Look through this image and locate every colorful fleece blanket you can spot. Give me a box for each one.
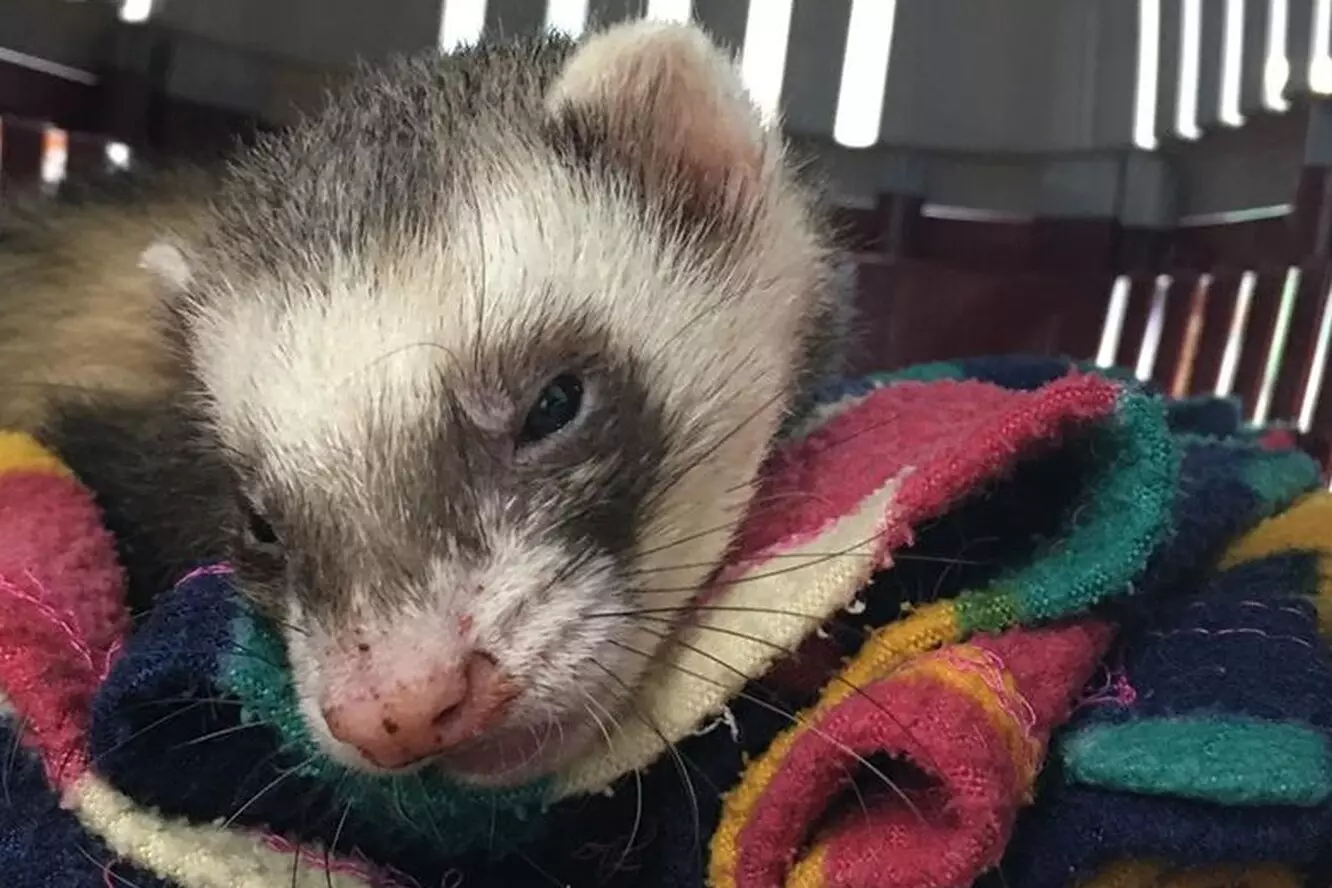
[0,356,1329,888]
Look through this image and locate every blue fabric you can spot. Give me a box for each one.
[0,719,174,888]
[1091,554,1332,729]
[1165,395,1245,437]
[90,571,470,882]
[1002,551,1332,886]
[1002,786,1332,888]
[1127,437,1315,601]
[92,568,792,887]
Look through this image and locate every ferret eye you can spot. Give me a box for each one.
[520,374,584,445]
[242,502,280,547]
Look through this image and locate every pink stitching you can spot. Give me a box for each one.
[1075,664,1137,710]
[0,571,95,674]
[934,646,1038,740]
[174,562,234,589]
[97,636,124,686]
[259,832,416,887]
[1147,627,1314,648]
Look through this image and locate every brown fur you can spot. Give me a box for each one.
[0,173,209,432]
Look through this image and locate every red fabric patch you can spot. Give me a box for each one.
[709,372,1121,599]
[1259,428,1298,452]
[0,471,127,786]
[732,621,1113,888]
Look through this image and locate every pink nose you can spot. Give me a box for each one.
[322,651,516,770]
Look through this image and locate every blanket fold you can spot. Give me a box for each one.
[709,619,1112,888]
[92,364,1174,881]
[1000,494,1332,888]
[1,356,1329,888]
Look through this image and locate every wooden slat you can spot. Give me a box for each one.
[1299,275,1332,435]
[1270,262,1332,423]
[1163,272,1211,396]
[1112,274,1157,371]
[1138,272,1191,388]
[1183,270,1242,395]
[1233,267,1288,418]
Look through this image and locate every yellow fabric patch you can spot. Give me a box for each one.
[0,432,72,479]
[1219,490,1332,638]
[709,600,963,888]
[786,841,829,888]
[837,600,962,695]
[892,644,1041,793]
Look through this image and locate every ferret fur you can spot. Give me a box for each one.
[0,20,852,782]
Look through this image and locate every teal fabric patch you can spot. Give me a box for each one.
[956,389,1178,634]
[864,362,967,385]
[1242,445,1324,510]
[220,602,551,857]
[1063,717,1332,807]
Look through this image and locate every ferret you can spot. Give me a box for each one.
[0,20,849,786]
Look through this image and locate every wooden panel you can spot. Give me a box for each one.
[914,217,1035,271]
[1032,217,1119,272]
[0,117,44,195]
[848,257,1113,374]
[0,61,98,131]
[1171,215,1299,269]
[65,129,108,182]
[1291,165,1332,258]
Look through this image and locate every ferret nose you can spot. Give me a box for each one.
[322,650,515,770]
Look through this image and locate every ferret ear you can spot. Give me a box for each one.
[139,240,193,292]
[545,20,766,195]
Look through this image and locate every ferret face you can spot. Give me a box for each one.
[169,22,833,785]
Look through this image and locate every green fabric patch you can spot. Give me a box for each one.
[864,362,966,386]
[1241,445,1324,510]
[956,389,1178,634]
[221,603,551,858]
[1063,717,1332,807]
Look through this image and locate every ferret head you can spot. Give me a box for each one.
[157,21,835,785]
